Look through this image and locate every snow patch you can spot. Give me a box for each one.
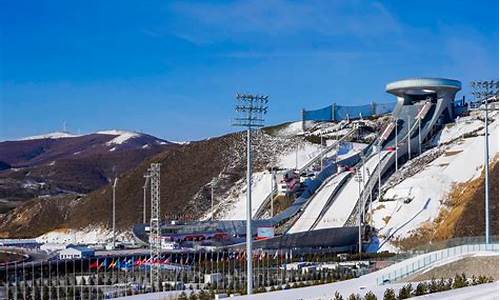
[216,171,273,220]
[97,130,141,145]
[374,114,499,250]
[20,131,80,141]
[36,227,133,245]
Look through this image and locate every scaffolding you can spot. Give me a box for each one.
[148,163,161,289]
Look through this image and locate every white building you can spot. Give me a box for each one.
[58,246,95,260]
[40,243,68,253]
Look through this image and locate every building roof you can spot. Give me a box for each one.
[386,78,461,97]
[62,246,94,253]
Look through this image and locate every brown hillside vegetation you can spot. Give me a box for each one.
[0,130,302,237]
[395,158,499,250]
[0,195,77,237]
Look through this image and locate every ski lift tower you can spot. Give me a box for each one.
[148,163,161,289]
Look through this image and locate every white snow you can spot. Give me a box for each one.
[373,114,499,251]
[216,171,273,220]
[273,121,306,137]
[96,130,141,145]
[433,112,486,145]
[36,226,134,245]
[109,147,117,152]
[225,250,497,300]
[19,131,80,141]
[314,152,387,230]
[288,172,351,234]
[276,142,324,170]
[141,144,151,149]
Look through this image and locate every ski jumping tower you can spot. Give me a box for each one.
[149,163,161,288]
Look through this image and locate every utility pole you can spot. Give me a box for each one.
[233,93,269,295]
[143,173,150,224]
[471,80,499,244]
[112,177,118,249]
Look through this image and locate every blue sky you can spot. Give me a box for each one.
[0,0,498,141]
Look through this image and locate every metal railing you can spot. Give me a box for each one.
[376,242,499,285]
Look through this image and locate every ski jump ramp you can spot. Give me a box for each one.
[302,78,462,232]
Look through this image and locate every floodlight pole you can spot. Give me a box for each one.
[418,117,422,155]
[143,173,150,224]
[355,168,363,255]
[320,131,324,170]
[211,177,217,221]
[233,93,269,295]
[377,143,381,202]
[112,177,118,249]
[484,100,490,244]
[407,115,411,160]
[270,169,276,218]
[394,118,399,172]
[471,80,499,245]
[245,127,253,292]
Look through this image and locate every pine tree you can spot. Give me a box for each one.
[333,291,344,300]
[414,281,427,296]
[382,288,396,300]
[364,291,377,300]
[347,293,362,300]
[398,284,412,299]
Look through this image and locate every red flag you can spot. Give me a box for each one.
[386,146,395,152]
[89,259,100,269]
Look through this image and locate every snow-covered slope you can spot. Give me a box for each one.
[373,111,499,251]
[211,139,324,220]
[213,171,273,220]
[314,152,386,230]
[288,171,351,233]
[20,131,81,140]
[36,226,133,245]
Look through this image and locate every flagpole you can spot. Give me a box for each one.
[56,260,59,300]
[40,261,43,300]
[80,258,82,300]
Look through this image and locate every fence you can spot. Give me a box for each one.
[303,102,395,122]
[376,242,499,285]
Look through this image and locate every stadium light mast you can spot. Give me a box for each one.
[394,118,399,172]
[143,173,150,224]
[210,177,218,221]
[233,93,269,295]
[471,80,499,244]
[112,177,118,249]
[354,167,363,255]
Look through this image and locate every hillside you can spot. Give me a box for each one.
[0,130,174,208]
[0,127,321,237]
